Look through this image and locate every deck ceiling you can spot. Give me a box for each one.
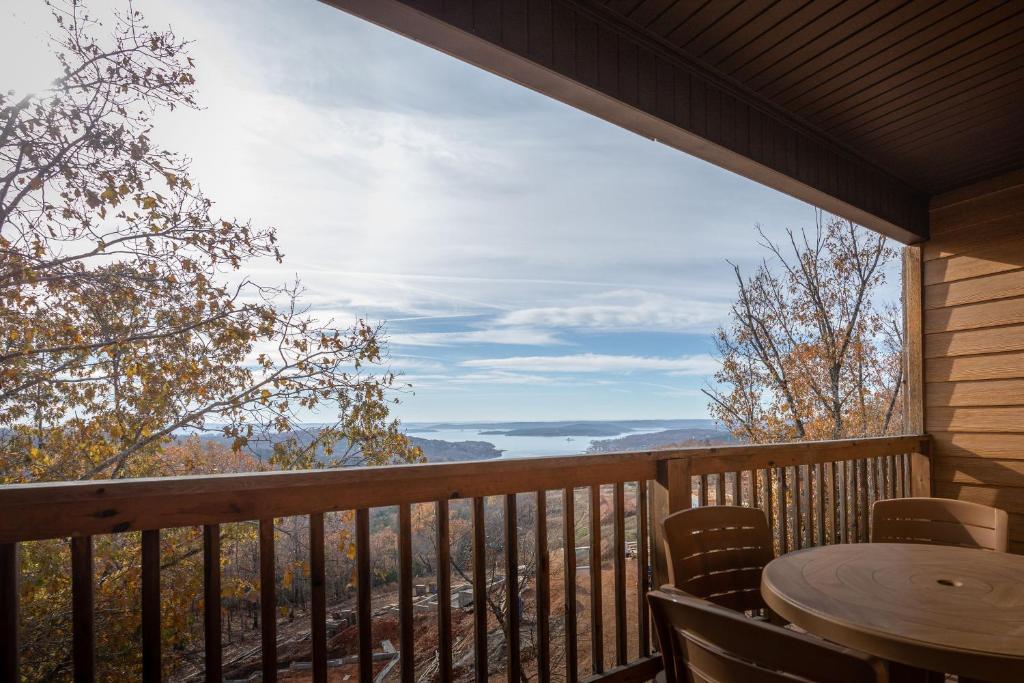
[603,0,1024,198]
[328,0,1024,243]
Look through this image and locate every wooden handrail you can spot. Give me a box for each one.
[0,435,926,544]
[0,434,929,682]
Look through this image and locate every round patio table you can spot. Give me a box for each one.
[760,543,1024,682]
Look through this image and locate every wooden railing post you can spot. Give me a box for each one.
[911,439,933,497]
[651,458,691,591]
[71,536,95,682]
[903,245,930,498]
[141,530,161,683]
[436,500,453,683]
[1,543,17,682]
[203,524,222,682]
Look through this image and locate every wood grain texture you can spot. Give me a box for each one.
[761,544,1024,681]
[935,481,1024,516]
[923,174,1024,555]
[925,296,1024,334]
[923,214,1023,261]
[925,269,1024,309]
[925,324,1024,358]
[925,378,1024,407]
[927,406,1024,433]
[929,186,1024,237]
[930,169,1024,211]
[935,456,1024,487]
[923,238,1024,285]
[904,245,925,436]
[925,350,1024,383]
[651,458,691,593]
[909,452,932,499]
[931,432,1024,460]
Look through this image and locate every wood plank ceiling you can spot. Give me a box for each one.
[601,0,1024,196]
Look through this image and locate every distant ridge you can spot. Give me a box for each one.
[407,418,720,437]
[182,419,729,464]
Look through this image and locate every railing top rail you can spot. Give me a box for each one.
[0,434,927,543]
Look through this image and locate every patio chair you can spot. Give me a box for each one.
[662,505,774,614]
[871,497,1008,552]
[648,589,889,683]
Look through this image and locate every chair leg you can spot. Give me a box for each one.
[888,663,946,682]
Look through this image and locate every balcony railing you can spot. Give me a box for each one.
[0,434,928,682]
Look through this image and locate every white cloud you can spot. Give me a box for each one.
[461,353,719,375]
[387,357,446,372]
[390,328,563,347]
[496,290,729,333]
[452,371,554,385]
[0,0,870,422]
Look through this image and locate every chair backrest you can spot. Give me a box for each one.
[648,589,888,683]
[870,497,1008,552]
[662,505,773,613]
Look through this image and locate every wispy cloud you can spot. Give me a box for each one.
[452,371,555,385]
[390,328,563,347]
[386,356,446,372]
[496,290,729,333]
[461,353,719,375]
[0,0,853,422]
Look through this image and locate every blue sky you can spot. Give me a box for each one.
[4,0,900,422]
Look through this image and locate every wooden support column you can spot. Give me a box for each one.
[650,458,690,591]
[903,245,931,497]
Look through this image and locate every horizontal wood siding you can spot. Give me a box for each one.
[925,170,1024,553]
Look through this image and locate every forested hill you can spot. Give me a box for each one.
[407,436,502,462]
[188,430,502,463]
[587,428,737,453]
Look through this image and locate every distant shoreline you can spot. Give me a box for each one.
[178,419,733,464]
[404,419,733,461]
[405,418,721,439]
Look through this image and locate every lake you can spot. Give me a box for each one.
[404,426,663,458]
